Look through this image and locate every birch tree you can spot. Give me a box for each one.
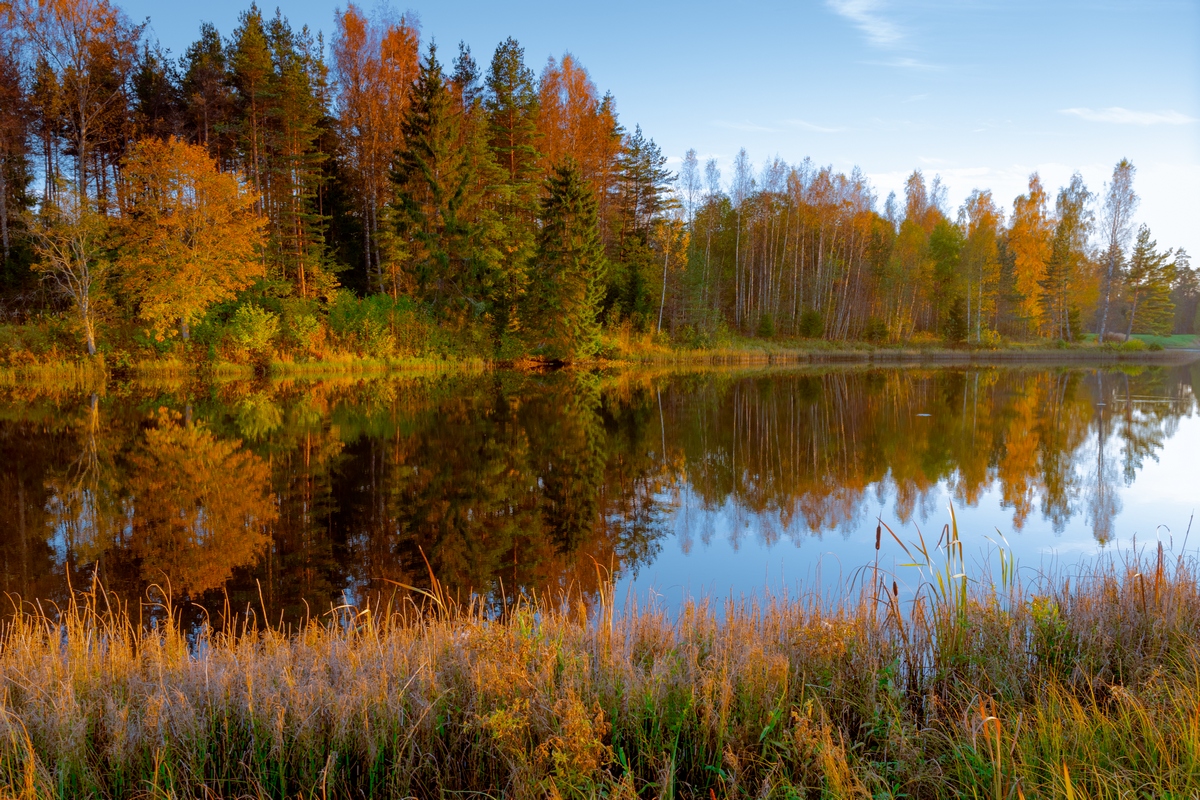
[1097,159,1138,340]
[28,186,110,355]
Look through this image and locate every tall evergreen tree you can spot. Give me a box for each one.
[610,125,672,323]
[1169,249,1197,335]
[0,44,32,273]
[484,37,541,334]
[180,23,235,165]
[391,44,500,321]
[1125,225,1175,336]
[526,160,606,361]
[132,43,183,141]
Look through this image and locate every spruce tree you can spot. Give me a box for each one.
[526,160,606,361]
[484,38,541,336]
[611,125,672,324]
[391,43,500,321]
[1126,225,1175,336]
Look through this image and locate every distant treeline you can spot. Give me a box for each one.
[0,0,1195,364]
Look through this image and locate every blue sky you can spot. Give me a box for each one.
[127,0,1200,258]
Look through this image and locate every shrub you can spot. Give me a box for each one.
[1148,341,1165,352]
[277,298,323,354]
[1119,338,1148,352]
[228,304,280,353]
[755,312,775,339]
[863,316,889,343]
[798,309,823,338]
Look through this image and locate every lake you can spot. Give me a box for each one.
[1,360,1197,626]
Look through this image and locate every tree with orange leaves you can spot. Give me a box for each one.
[332,4,420,295]
[537,54,622,230]
[117,137,265,340]
[1008,173,1052,337]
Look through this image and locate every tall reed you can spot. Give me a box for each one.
[1,528,1198,799]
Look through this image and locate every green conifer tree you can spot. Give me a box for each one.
[391,43,500,321]
[1125,225,1175,335]
[484,37,541,336]
[526,160,606,361]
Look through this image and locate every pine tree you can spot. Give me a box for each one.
[264,12,331,298]
[228,7,332,298]
[1170,250,1197,335]
[526,160,606,361]
[132,42,183,141]
[229,7,273,212]
[181,23,235,165]
[0,43,32,271]
[611,125,673,323]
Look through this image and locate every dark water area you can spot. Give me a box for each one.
[1,361,1198,627]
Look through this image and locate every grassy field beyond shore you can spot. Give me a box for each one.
[2,533,1198,800]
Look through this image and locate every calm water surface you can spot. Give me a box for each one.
[1,362,1197,625]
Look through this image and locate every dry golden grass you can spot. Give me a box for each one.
[1,532,1199,799]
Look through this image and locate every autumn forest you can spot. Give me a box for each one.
[0,0,1195,367]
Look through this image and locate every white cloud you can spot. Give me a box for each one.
[863,56,939,71]
[1060,107,1196,126]
[712,120,780,133]
[826,0,904,47]
[784,119,845,133]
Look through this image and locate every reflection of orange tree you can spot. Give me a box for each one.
[126,412,275,594]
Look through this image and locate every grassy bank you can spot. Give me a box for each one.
[2,528,1199,799]
[609,332,1200,366]
[1,335,1194,390]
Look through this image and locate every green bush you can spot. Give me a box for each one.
[326,291,440,359]
[864,316,889,343]
[1148,341,1165,352]
[228,305,280,352]
[755,312,775,339]
[277,298,322,353]
[798,309,823,338]
[1119,338,1148,352]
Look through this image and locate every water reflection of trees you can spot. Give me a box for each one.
[660,366,1194,547]
[0,364,1195,625]
[124,412,275,593]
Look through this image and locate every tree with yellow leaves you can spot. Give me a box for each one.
[117,137,266,340]
[959,189,1002,342]
[1008,173,1052,337]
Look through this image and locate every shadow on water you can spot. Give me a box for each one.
[0,361,1196,629]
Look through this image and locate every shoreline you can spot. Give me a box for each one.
[1,341,1196,386]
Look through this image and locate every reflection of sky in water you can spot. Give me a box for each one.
[618,405,1200,610]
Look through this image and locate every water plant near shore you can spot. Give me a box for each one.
[1,524,1199,799]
